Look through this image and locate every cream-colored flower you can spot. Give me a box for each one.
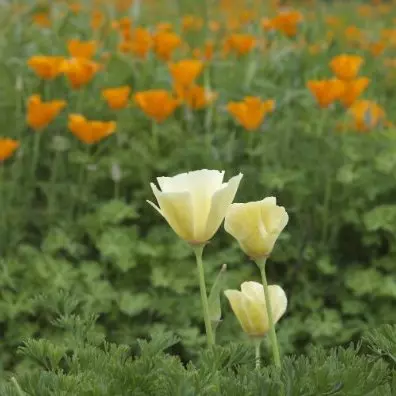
[224,197,288,259]
[148,169,243,244]
[224,281,287,337]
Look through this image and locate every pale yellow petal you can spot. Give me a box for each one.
[268,285,288,324]
[224,290,254,334]
[204,173,243,240]
[150,183,195,242]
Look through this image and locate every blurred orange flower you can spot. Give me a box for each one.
[134,90,180,123]
[339,77,370,108]
[227,97,275,131]
[32,11,51,27]
[180,85,218,110]
[68,114,116,144]
[67,39,97,59]
[307,79,345,108]
[182,15,203,31]
[367,40,386,57]
[192,41,214,61]
[61,58,101,89]
[152,31,182,61]
[169,59,203,87]
[28,56,65,80]
[271,10,303,37]
[224,33,256,56]
[344,26,364,46]
[91,9,105,30]
[0,139,19,162]
[27,95,66,130]
[69,3,83,14]
[127,27,152,59]
[330,54,364,81]
[349,100,385,132]
[102,86,131,109]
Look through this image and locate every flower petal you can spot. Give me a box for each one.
[150,183,195,242]
[204,173,243,240]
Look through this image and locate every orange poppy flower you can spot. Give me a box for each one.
[128,27,152,59]
[27,95,66,130]
[102,86,131,110]
[32,11,51,28]
[192,41,214,61]
[115,0,133,12]
[69,3,83,14]
[178,85,218,110]
[67,39,97,59]
[152,31,182,61]
[209,20,221,33]
[182,15,203,32]
[329,54,364,81]
[349,100,385,132]
[271,10,303,38]
[224,33,256,56]
[68,114,116,144]
[27,56,65,80]
[307,79,345,108]
[134,90,180,123]
[227,97,275,131]
[91,9,105,30]
[338,77,370,108]
[344,26,364,46]
[61,58,101,89]
[0,139,19,161]
[367,40,386,57]
[169,59,204,88]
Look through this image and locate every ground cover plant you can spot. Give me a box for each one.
[0,0,395,393]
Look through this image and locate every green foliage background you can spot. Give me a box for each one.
[0,0,395,381]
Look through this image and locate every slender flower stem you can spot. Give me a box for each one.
[193,244,215,348]
[254,338,261,369]
[256,257,281,368]
[11,377,24,396]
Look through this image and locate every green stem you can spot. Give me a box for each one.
[254,338,261,369]
[256,258,281,368]
[0,164,6,254]
[193,244,215,348]
[11,377,24,396]
[47,149,61,221]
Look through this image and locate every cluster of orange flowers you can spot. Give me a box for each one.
[1,0,393,162]
[307,54,386,132]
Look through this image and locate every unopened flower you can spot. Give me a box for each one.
[227,97,275,131]
[27,95,66,130]
[28,56,65,80]
[0,138,20,161]
[307,79,345,108]
[148,170,243,244]
[330,54,364,80]
[225,281,287,338]
[91,9,105,30]
[134,90,180,123]
[224,197,288,259]
[68,114,116,144]
[102,86,131,109]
